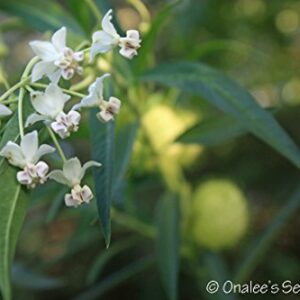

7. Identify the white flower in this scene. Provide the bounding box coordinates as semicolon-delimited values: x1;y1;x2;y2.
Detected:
0;131;55;188
49;157;101;207
73;74;121;122
26;83;81;138
0;104;12;118
30;27;84;82
51;111;81;139
90;9;141;61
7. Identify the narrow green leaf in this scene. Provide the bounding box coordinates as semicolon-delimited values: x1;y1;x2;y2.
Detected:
134;0;180;74
177;114;247;146
90;110;114;247
156;194;180;300
113;122;138;196
0;0;85;41
142;62;300;168
75;256;154;300
0;162;29;300
234;184;300;282
86;237;139;285
202;252;238;300
68;0;92;34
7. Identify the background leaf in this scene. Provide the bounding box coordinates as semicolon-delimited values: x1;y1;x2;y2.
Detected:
133;0;179;75
0;0;85;41
142;62;300;168
75;256;154;300
113;122;138;196
177;114;247;146
156;193;180;300
90;110;115;247
12;263;64;290
234;183;300;282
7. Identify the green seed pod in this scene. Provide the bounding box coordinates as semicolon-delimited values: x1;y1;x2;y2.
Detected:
192;179;249;251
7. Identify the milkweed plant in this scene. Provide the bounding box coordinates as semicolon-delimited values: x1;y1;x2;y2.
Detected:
0;10;141;205
1;2;300;300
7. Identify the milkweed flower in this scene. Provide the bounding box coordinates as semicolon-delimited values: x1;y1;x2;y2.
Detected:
49;157;101;207
0;131;55;188
29;27;84;82
0;104;12;118
90;9;141;61
26;83;81;138
73;74;121;122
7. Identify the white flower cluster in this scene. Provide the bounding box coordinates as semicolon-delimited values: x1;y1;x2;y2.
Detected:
0;10;141;207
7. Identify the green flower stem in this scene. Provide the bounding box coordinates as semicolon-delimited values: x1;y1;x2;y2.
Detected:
24;85;34;93
18;56;40;137
30;83;86;98
46;126;66;162
0;77;30;102
1;98;18;104
17;87;26;138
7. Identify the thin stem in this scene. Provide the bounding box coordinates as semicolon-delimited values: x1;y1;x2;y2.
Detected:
1;98;18;104
0;77;30;102
18;56;40;138
30;83;86;98
25;85;34;93
17;87;25;137
46;126;66;162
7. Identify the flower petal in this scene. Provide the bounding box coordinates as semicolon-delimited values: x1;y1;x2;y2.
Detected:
35;161;49;178
126;29;140;41
51;27;66;52
90;31;117;61
102;9;118;36
0;104;12;117
97;110;114;122
0;141;25;168
20;131;38;164
30;84;70;118
17;170;32;186
49;170;71;186
48;69;62;83
73;74;110;110
25;113;49;127
34;144;55;162
63;157;82;185
81;185;93;203
108;96;121;114
29;41;58;61
65;193;82;207
80;160;101;180
31;61;57;83
119;46;137;59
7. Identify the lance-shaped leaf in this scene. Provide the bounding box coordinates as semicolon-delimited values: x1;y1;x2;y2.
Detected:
142;62;300;168
90;109;114;247
0;162;29;300
177;114;247;146
156;193;180;300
